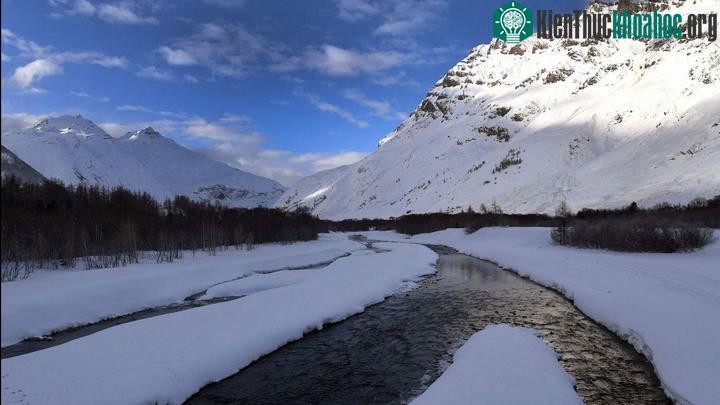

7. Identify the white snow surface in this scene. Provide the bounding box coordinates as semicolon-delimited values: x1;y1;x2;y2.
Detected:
278;0;720;219
410;324;582;405
1;242;437;405
1;116;285;207
1;233;362;347
361;228;720;405
200;268;323;299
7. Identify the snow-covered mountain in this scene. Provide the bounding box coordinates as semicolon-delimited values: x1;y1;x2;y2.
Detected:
1;145;46;184
277;0;720;219
1;115;284;207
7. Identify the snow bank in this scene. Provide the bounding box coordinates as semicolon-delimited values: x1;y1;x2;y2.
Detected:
364;228;720;405
411;324;581;405
1;242;437;405
1;233;362;347
201;268;322;299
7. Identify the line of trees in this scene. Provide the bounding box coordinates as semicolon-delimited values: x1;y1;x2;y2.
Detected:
3;173;717;279
324;197;719;237
1;177;322;280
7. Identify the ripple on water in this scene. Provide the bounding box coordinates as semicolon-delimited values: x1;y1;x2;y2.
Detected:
185;251;669;405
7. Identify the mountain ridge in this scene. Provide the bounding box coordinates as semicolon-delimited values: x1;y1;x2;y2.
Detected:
1;115;285;207
276;0;720;219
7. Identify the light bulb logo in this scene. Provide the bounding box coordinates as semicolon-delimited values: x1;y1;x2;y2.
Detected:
493;1;533;44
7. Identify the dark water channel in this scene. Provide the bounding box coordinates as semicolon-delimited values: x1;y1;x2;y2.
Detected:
1;255;353;359
186;246;669;405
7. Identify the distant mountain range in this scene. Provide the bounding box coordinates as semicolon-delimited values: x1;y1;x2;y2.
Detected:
276;0;720;219
1;115;284;207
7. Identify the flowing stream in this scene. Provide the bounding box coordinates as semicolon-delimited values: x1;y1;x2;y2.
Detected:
186;244;669;405
2;241;671;404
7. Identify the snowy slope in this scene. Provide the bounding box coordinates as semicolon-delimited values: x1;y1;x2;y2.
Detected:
1;145;45;184
1;116;284;207
277;0;720;219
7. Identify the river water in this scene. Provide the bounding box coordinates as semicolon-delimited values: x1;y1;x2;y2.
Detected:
186;245;669;404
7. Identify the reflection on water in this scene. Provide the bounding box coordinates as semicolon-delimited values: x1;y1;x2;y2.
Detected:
186;251;668;405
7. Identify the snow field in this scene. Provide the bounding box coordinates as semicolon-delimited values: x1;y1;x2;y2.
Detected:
1;242;437;405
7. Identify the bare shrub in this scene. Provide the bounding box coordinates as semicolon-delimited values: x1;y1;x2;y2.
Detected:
550;201;573;245
552;218;713;253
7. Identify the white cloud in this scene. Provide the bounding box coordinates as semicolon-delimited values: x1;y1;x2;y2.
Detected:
115;104;188;119
12;59;62;88
136;66;174;81
156;22;423;80
157;23;280;78
116;104;154;113
343;89;405;121
89;55;128;68
183;74;199;83
2;30;127;89
48;1;158;25
1;52;10;62
97;4;158;25
20;87;49;95
335;0;380;22
70;91;110;102
218;113;250;124
0;113;46;134
199;143;368;186
1;29;49;58
312;151;366;171
305;94;368;128
183;117;263;143
157;46;197;66
70;0;96;15
304;45;405;76
333;0;444;37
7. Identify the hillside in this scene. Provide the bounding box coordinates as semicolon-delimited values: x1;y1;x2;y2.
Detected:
277;0;720;219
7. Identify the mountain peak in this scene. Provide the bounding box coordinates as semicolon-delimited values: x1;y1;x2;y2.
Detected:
125;127;163;141
32;115;110;139
3;115;285;208
277;3;719;219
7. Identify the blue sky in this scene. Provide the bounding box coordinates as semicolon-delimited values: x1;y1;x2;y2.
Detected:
1;0;585;185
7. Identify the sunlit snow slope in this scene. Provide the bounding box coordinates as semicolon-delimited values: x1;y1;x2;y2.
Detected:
277;0;720;219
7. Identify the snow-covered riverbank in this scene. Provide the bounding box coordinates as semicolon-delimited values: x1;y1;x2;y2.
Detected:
361;228;720;405
410;324;582;405
1;242;437;405
1;233;363;347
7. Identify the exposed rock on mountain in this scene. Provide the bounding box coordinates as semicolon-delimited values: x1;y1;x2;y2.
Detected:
277;0;720;219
